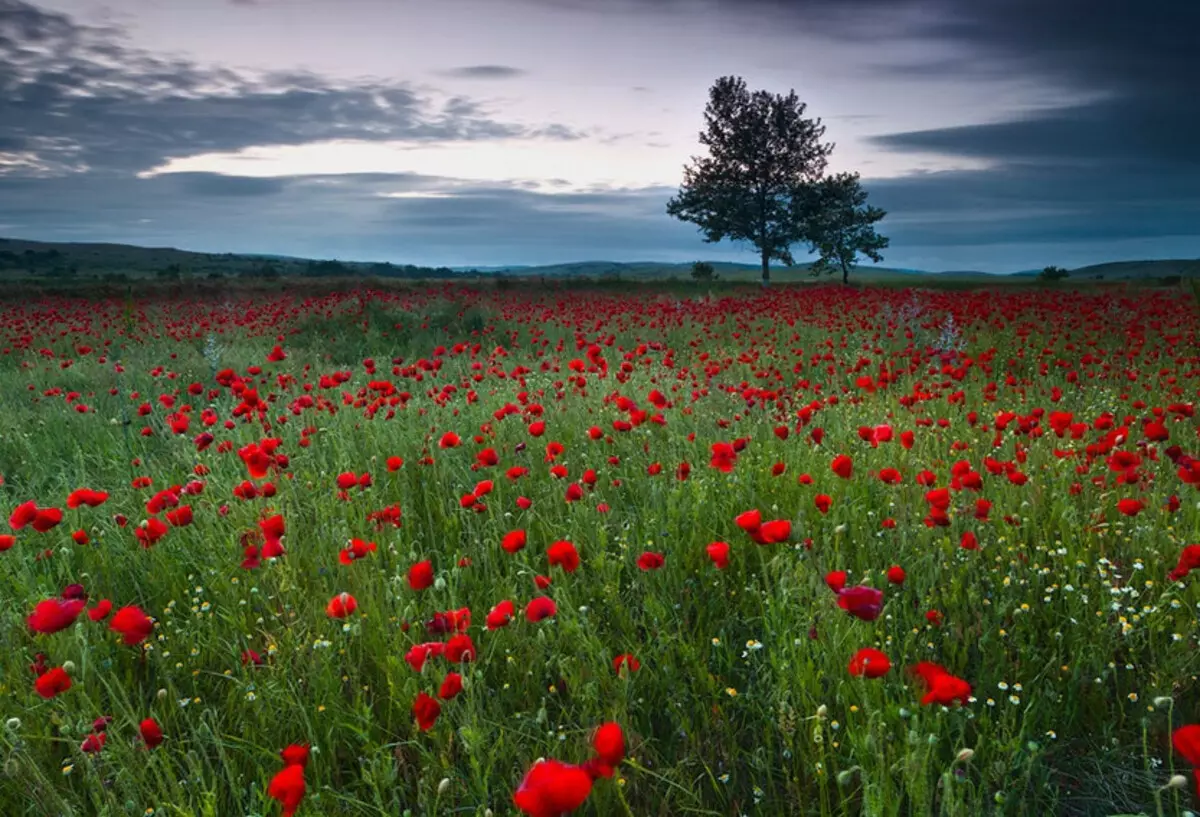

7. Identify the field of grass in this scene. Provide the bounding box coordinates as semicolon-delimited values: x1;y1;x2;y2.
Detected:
2;283;1200;816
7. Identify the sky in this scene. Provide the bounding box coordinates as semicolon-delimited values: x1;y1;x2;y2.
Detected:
0;0;1195;273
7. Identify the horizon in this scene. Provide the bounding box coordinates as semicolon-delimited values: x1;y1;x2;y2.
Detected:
1;0;1196;272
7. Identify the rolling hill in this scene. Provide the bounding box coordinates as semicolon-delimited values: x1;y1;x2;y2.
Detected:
1;236;1196;283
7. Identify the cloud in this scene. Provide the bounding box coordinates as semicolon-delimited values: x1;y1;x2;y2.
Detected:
0;1;572;177
439;65;527;79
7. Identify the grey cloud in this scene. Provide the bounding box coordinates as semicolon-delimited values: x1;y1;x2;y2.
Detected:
439;65;527;79
0;1;574;177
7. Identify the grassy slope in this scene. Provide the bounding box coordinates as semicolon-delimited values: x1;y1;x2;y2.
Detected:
3;237;1198;284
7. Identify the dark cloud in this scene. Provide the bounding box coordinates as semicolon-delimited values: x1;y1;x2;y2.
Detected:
0;1;571;176
439;65;527;79
522;0;1200;256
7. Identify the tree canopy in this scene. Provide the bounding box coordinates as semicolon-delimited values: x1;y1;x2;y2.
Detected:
667;76;888;285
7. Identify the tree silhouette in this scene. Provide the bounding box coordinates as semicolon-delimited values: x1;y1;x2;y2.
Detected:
667;76;832;286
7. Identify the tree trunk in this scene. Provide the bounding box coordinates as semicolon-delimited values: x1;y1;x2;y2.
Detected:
840;260;849;285
761;250;770;288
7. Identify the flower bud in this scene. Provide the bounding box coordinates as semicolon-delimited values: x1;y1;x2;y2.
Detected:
437;778;451;795
1168;774;1189;790
955;748;975;764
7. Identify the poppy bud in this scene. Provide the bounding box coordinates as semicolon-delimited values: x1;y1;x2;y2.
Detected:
1167;774;1188;790
955;748;975;764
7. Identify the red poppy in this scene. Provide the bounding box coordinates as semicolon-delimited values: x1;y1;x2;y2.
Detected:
140;718;164;748
445;633;477;663
831;454;853;479
814;494;832;514
612;653;640;675
412;691;442;731
34;666;71;698
637;552;665;571
886;565;906;584
824;570;848;593
326;592;358;618
408;560;434;590
487;599;516;630
1173;724;1200;766
836;586;884;621
0;533;13;551
339;538;377;565
706;541;730;569
502;530;527;554
267;763;306;817
525;596;558;622
28;597;85;634
589;722;626;778
87;599;113;621
514;760;593;817
848;648;892;678
439;672;464;700
1170;545;1200;581
547;541;580;572
110;605;154;645
911;662;972;706
1116;498;1144;517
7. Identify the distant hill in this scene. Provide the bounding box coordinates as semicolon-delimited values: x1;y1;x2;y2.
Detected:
1;236;1196;284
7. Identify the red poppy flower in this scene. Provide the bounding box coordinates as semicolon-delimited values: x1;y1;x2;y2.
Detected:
814;494;832;514
412;691;442;731
502;530;527;554
706;541;730;569
848;648;892;678
911;662;972;706
831;454;853;479
1116;498;1144;517
836;586;884;621
87;599;113;621
824;570;847;593
525;596;558;622
267;763;306;817
439;672;464;700
34;666;71;698
514;760;593;817
326;592;358;618
408;560;434;590
28;597;85;634
612;653;640;675
637;551;665;570
547;541;580;572
886;565;906;585
589;722;626;778
487;599;516;630
140;718;163;748
110;605;154;645
339;538;377;565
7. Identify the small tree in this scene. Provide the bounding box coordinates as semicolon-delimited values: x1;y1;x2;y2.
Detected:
803;172;888;285
1039;265;1069;281
667;76;833;287
690;261;716;282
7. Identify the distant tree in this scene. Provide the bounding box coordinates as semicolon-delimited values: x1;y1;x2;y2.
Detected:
1039;265;1069;281
691;261;716;282
802;172;889;285
667;76;833;287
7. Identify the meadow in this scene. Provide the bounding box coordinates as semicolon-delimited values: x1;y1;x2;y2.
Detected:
1;281;1199;816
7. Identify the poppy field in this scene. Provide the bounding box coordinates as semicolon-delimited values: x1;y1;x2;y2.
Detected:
3;282;1200;816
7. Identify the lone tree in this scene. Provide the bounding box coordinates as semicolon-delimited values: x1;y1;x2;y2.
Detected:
690;261;716;282
1039;265;1069;281
804;172;889;285
667;76;833;286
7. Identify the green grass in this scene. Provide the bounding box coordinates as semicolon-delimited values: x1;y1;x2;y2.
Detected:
1;283;1198;816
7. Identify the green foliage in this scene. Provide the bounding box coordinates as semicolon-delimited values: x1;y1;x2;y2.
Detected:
1039;265;1070;281
690;261;716;281
803;173;889;284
